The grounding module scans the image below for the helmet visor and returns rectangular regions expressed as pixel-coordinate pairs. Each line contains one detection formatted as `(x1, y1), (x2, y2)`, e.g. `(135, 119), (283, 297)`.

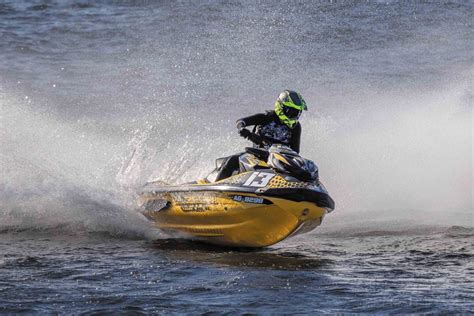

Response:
(283, 106), (302, 119)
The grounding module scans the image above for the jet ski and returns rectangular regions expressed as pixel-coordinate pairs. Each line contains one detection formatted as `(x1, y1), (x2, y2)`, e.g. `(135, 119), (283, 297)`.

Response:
(139, 131), (335, 248)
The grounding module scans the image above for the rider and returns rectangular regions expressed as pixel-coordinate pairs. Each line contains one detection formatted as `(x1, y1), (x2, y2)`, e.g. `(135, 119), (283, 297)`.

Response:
(237, 89), (307, 153)
(215, 90), (307, 181)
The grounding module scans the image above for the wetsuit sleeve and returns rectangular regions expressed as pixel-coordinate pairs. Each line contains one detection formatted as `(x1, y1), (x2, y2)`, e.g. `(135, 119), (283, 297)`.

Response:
(290, 123), (301, 153)
(236, 113), (270, 127)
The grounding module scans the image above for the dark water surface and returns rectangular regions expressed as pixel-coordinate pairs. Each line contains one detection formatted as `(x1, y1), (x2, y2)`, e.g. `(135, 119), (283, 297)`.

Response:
(1, 226), (473, 314)
(1, 0), (472, 314)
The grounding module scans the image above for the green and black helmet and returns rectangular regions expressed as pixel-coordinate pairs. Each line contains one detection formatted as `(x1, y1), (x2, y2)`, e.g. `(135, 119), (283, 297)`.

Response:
(274, 90), (307, 128)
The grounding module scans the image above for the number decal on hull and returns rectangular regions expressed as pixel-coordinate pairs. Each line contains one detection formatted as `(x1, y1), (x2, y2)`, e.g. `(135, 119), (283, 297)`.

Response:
(243, 172), (274, 187)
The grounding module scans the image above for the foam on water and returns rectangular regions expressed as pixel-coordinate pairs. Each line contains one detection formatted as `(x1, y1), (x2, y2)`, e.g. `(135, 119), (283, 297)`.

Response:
(0, 91), (156, 238)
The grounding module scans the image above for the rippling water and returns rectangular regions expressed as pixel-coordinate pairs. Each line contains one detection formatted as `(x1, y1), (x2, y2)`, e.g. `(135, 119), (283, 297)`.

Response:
(1, 226), (473, 314)
(1, 0), (472, 313)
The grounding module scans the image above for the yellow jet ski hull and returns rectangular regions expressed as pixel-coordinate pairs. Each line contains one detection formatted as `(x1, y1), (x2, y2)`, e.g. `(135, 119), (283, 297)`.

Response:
(141, 188), (328, 248)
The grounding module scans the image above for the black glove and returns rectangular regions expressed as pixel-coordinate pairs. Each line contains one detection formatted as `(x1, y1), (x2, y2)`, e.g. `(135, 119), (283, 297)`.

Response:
(236, 121), (245, 131)
(239, 128), (251, 139)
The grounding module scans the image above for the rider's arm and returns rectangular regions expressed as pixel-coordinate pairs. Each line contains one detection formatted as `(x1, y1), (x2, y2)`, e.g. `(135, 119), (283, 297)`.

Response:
(236, 113), (270, 128)
(290, 123), (301, 153)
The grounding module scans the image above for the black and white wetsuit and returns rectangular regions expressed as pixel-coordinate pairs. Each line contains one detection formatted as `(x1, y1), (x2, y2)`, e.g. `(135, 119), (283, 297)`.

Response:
(237, 110), (301, 153)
